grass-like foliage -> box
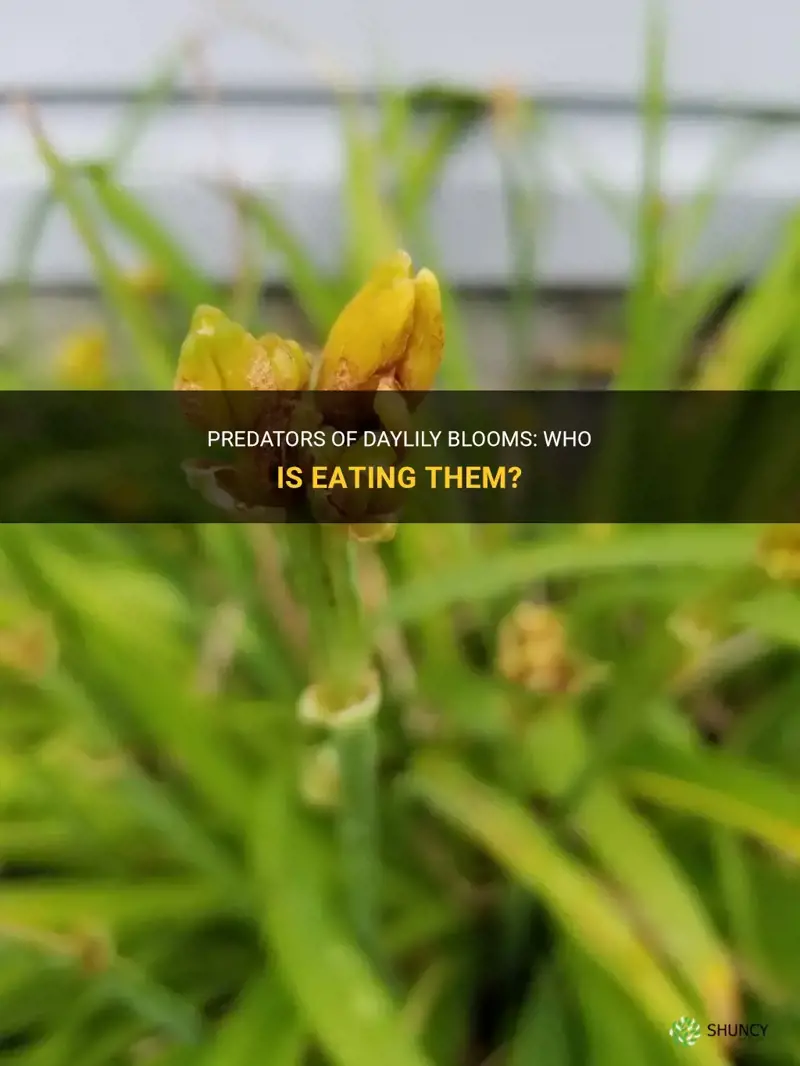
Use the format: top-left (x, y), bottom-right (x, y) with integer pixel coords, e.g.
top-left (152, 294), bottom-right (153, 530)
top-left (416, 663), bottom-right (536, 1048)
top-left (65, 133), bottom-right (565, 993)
top-left (1, 22), bottom-right (800, 1066)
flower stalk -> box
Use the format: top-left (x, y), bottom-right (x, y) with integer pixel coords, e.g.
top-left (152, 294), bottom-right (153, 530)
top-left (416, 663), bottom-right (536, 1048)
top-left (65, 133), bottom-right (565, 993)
top-left (298, 666), bottom-right (382, 963)
top-left (333, 695), bottom-right (380, 960)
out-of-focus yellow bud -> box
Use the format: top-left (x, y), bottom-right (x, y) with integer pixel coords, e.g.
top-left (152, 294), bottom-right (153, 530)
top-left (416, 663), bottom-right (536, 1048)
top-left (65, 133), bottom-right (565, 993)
top-left (496, 602), bottom-right (604, 696)
top-left (125, 264), bottom-right (166, 298)
top-left (497, 603), bottom-right (571, 694)
top-left (55, 327), bottom-right (109, 389)
top-left (0, 610), bottom-right (57, 679)
top-left (317, 251), bottom-right (444, 391)
top-left (570, 340), bottom-right (623, 376)
top-left (175, 306), bottom-right (311, 429)
top-left (490, 85), bottom-right (523, 143)
top-left (757, 524), bottom-right (800, 582)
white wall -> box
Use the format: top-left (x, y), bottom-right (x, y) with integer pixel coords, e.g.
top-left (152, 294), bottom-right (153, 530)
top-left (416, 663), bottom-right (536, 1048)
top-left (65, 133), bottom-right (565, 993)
top-left (2, 0), bottom-right (800, 286)
top-left (4, 0), bottom-right (800, 107)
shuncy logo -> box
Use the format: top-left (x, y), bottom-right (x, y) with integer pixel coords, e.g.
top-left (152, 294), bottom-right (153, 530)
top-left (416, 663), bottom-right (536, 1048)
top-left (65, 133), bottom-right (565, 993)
top-left (670, 1018), bottom-right (702, 1047)
top-left (670, 1018), bottom-right (770, 1048)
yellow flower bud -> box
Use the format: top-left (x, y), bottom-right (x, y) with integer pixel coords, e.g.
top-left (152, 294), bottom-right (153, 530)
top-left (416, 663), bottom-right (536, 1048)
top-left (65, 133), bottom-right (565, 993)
top-left (397, 269), bottom-right (446, 392)
top-left (175, 306), bottom-right (311, 430)
top-left (317, 251), bottom-right (444, 391)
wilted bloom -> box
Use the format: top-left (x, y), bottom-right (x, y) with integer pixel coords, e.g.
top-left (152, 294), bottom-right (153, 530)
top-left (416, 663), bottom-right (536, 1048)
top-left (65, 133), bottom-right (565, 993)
top-left (317, 251), bottom-right (444, 392)
top-left (757, 524), bottom-right (800, 581)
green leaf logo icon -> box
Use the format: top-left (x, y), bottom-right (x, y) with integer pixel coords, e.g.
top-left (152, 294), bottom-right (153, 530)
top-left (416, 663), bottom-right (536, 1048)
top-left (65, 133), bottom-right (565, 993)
top-left (670, 1017), bottom-right (702, 1047)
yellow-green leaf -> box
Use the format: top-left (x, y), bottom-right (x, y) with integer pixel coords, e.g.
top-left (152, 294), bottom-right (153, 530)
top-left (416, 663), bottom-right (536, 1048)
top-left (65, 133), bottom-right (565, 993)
top-left (411, 754), bottom-right (729, 1066)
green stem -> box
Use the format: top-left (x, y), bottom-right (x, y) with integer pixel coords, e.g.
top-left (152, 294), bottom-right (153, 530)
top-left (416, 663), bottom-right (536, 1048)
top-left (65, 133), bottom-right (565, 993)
top-left (335, 719), bottom-right (381, 965)
top-left (315, 527), bottom-right (383, 966)
top-left (321, 529), bottom-right (368, 706)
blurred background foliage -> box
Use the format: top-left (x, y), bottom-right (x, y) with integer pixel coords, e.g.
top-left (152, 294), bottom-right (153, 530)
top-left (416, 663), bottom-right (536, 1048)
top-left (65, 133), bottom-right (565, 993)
top-left (1, 15), bottom-right (800, 1066)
